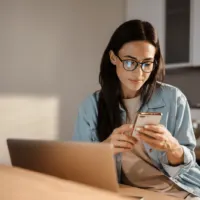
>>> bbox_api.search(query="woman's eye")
[143,62,152,67]
[124,61,132,67]
[124,60,136,68]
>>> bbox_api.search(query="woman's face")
[110,41,156,99]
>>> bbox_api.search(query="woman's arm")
[137,93,196,177]
[72,95,98,142]
[160,94,196,176]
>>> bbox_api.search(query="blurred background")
[0,0,199,164]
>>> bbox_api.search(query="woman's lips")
[129,79,143,84]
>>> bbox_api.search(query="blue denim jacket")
[72,83,200,197]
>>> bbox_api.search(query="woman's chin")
[121,81,143,97]
[127,84,143,93]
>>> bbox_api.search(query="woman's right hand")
[103,124,138,155]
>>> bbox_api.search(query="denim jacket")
[72,83,200,197]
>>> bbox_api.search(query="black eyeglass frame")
[115,54,156,73]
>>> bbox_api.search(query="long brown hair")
[97,19,165,141]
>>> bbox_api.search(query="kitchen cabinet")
[125,0,200,67]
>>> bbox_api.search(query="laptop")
[7,139,144,199]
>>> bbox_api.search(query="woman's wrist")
[166,143,184,165]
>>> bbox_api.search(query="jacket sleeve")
[160,93,196,178]
[72,94,99,142]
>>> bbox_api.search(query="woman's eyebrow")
[143,57,154,61]
[123,55,137,60]
[123,55,154,61]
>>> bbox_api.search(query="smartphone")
[132,112,162,138]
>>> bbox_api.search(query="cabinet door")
[165,0,190,66]
[192,0,200,66]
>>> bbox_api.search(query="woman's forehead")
[119,41,156,60]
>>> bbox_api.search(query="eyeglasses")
[115,55,155,73]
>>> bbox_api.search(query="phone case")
[132,112,162,138]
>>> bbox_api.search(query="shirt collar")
[119,86,166,112]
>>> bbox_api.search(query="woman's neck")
[121,86,140,99]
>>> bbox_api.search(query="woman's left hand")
[136,124,181,152]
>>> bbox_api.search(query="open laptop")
[7,139,143,199]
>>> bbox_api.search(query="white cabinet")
[126,0,200,67]
[191,0,200,66]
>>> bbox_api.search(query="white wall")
[0,0,125,164]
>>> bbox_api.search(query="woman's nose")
[132,64,143,76]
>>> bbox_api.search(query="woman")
[73,20,200,199]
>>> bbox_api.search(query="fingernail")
[144,125,149,128]
[136,127,141,131]
[129,124,133,129]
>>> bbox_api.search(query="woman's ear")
[109,50,117,65]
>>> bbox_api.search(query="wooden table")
[0,165,182,200]
[0,165,130,200]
